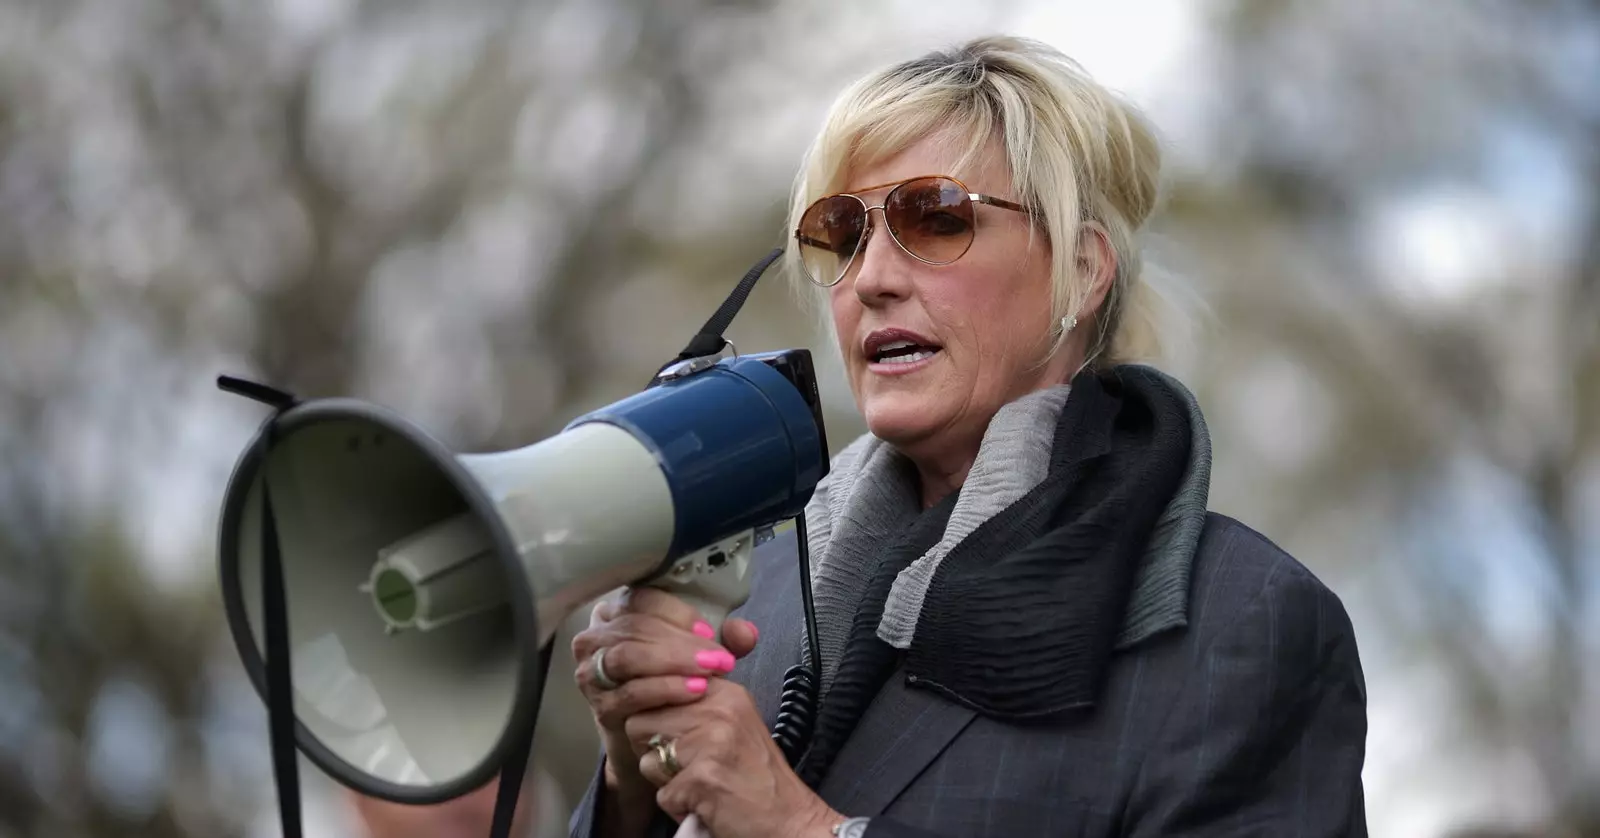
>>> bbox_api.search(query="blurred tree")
[3,0,1593,835]
[1162,0,1600,832]
[0,0,829,834]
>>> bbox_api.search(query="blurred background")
[0,0,1596,836]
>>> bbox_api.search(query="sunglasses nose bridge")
[858,202,921,262]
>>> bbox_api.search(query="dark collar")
[902,367,1194,721]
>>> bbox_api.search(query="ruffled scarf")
[795,366,1207,786]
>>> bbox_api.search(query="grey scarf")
[801,368,1213,694]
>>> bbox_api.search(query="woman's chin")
[862,396,944,445]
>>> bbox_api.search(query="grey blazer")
[569,514,1368,837]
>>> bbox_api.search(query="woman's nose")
[851,208,913,303]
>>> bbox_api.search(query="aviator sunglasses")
[794,174,1031,287]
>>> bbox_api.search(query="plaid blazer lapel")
[816,673,978,816]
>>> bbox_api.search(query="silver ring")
[591,646,619,690]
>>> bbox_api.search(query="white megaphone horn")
[213,341,829,813]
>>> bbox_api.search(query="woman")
[569,35,1368,838]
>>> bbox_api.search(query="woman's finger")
[618,587,715,631]
[622,705,704,760]
[592,674,710,732]
[591,592,624,624]
[571,610,694,660]
[637,730,698,789]
[574,631,737,692]
[629,722,704,789]
[720,618,760,659]
[575,642,730,699]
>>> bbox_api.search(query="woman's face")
[828,129,1072,474]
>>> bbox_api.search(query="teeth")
[878,339,916,352]
[877,350,936,365]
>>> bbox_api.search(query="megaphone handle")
[668,592,735,640]
[643,535,755,644]
[673,814,713,838]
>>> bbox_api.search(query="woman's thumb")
[720,618,761,659]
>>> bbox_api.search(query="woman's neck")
[912,454,975,509]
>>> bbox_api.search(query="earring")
[1060,315,1077,334]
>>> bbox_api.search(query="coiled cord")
[770,512,821,768]
[772,663,819,765]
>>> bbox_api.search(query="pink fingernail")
[685,677,707,694]
[692,621,715,639]
[695,649,734,673]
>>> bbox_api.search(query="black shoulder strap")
[648,247,785,385]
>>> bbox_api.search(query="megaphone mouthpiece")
[362,512,508,634]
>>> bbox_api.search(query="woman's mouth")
[868,339,942,374]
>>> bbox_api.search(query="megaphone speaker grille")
[217,399,542,805]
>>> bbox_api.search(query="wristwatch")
[831,817,871,838]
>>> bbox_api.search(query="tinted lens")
[884,177,975,264]
[796,195,867,286]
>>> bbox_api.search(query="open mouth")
[870,339,942,366]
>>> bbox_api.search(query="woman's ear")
[1075,221,1118,319]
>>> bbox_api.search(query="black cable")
[771,514,821,768]
[793,514,822,675]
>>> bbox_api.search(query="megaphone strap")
[650,247,785,385]
[217,374,300,410]
[257,463,304,838]
[214,376,313,838]
[213,375,305,838]
[488,644,554,838]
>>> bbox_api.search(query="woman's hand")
[570,588,760,835]
[629,678,843,838]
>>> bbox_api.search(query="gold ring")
[648,733,681,778]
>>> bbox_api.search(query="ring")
[648,733,681,778]
[590,647,619,690]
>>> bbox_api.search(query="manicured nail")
[692,621,715,639]
[685,677,707,694]
[695,649,734,673]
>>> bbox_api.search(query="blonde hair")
[784,35,1177,368]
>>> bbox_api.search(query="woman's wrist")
[789,798,854,838]
[598,761,658,838]
[598,732,659,838]
[601,729,646,788]
[827,817,871,838]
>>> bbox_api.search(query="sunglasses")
[794,174,1030,287]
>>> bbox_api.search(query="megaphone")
[214,347,829,807]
